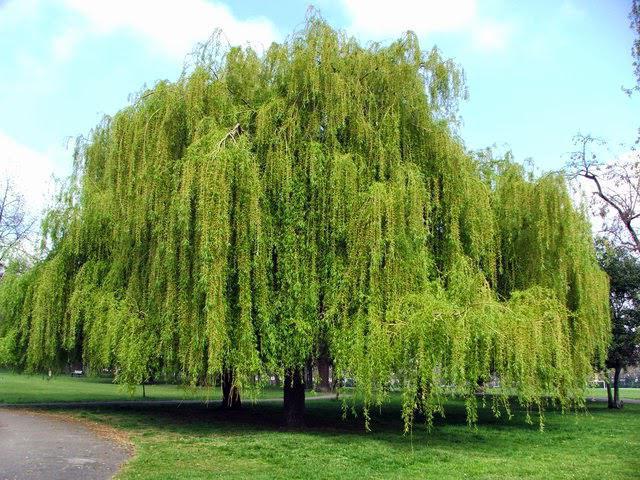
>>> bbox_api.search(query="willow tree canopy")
[0,16,610,429]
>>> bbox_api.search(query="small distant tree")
[0,178,33,264]
[596,240,640,408]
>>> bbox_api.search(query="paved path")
[0,409,130,480]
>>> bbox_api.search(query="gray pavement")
[0,409,130,480]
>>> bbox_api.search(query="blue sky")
[0,0,637,215]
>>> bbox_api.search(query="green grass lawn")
[586,386,640,400]
[0,371,284,404]
[64,398,639,480]
[2,372,639,479]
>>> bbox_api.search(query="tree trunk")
[606,379,614,408]
[613,366,623,409]
[316,354,332,392]
[283,367,305,427]
[221,369,241,410]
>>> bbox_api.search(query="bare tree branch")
[567,134,640,253]
[0,178,34,266]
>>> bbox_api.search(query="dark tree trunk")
[606,380,614,408]
[316,353,332,392]
[283,367,305,427]
[305,358,314,391]
[606,367,624,409]
[221,369,241,410]
[613,366,623,409]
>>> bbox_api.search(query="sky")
[0,0,638,217]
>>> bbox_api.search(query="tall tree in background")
[596,240,640,408]
[0,15,610,429]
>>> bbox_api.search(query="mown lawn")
[2,372,639,479]
[63,398,639,480]
[0,371,284,404]
[586,386,640,400]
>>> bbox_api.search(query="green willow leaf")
[0,15,610,430]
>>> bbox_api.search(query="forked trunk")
[284,367,305,427]
[221,369,242,410]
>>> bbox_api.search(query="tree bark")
[221,369,241,410]
[315,353,332,392]
[283,367,305,427]
[613,366,623,409]
[606,379,614,409]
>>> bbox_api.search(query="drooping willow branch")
[0,15,610,431]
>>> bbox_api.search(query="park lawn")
[2,373,639,478]
[586,387,640,400]
[0,371,284,404]
[57,397,639,480]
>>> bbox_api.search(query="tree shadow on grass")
[32,394,621,447]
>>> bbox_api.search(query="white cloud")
[341,0,513,53]
[0,0,40,30]
[559,1,586,20]
[342,0,477,37]
[0,132,66,217]
[52,27,84,62]
[471,20,514,52]
[60,0,280,61]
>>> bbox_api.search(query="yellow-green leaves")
[0,16,610,430]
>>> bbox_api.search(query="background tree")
[0,178,33,265]
[0,15,610,429]
[568,135,640,252]
[568,2,640,252]
[596,240,640,408]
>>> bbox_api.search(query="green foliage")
[0,15,610,429]
[596,240,640,370]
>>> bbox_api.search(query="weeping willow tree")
[0,15,610,429]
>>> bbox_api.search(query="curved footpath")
[0,409,130,480]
